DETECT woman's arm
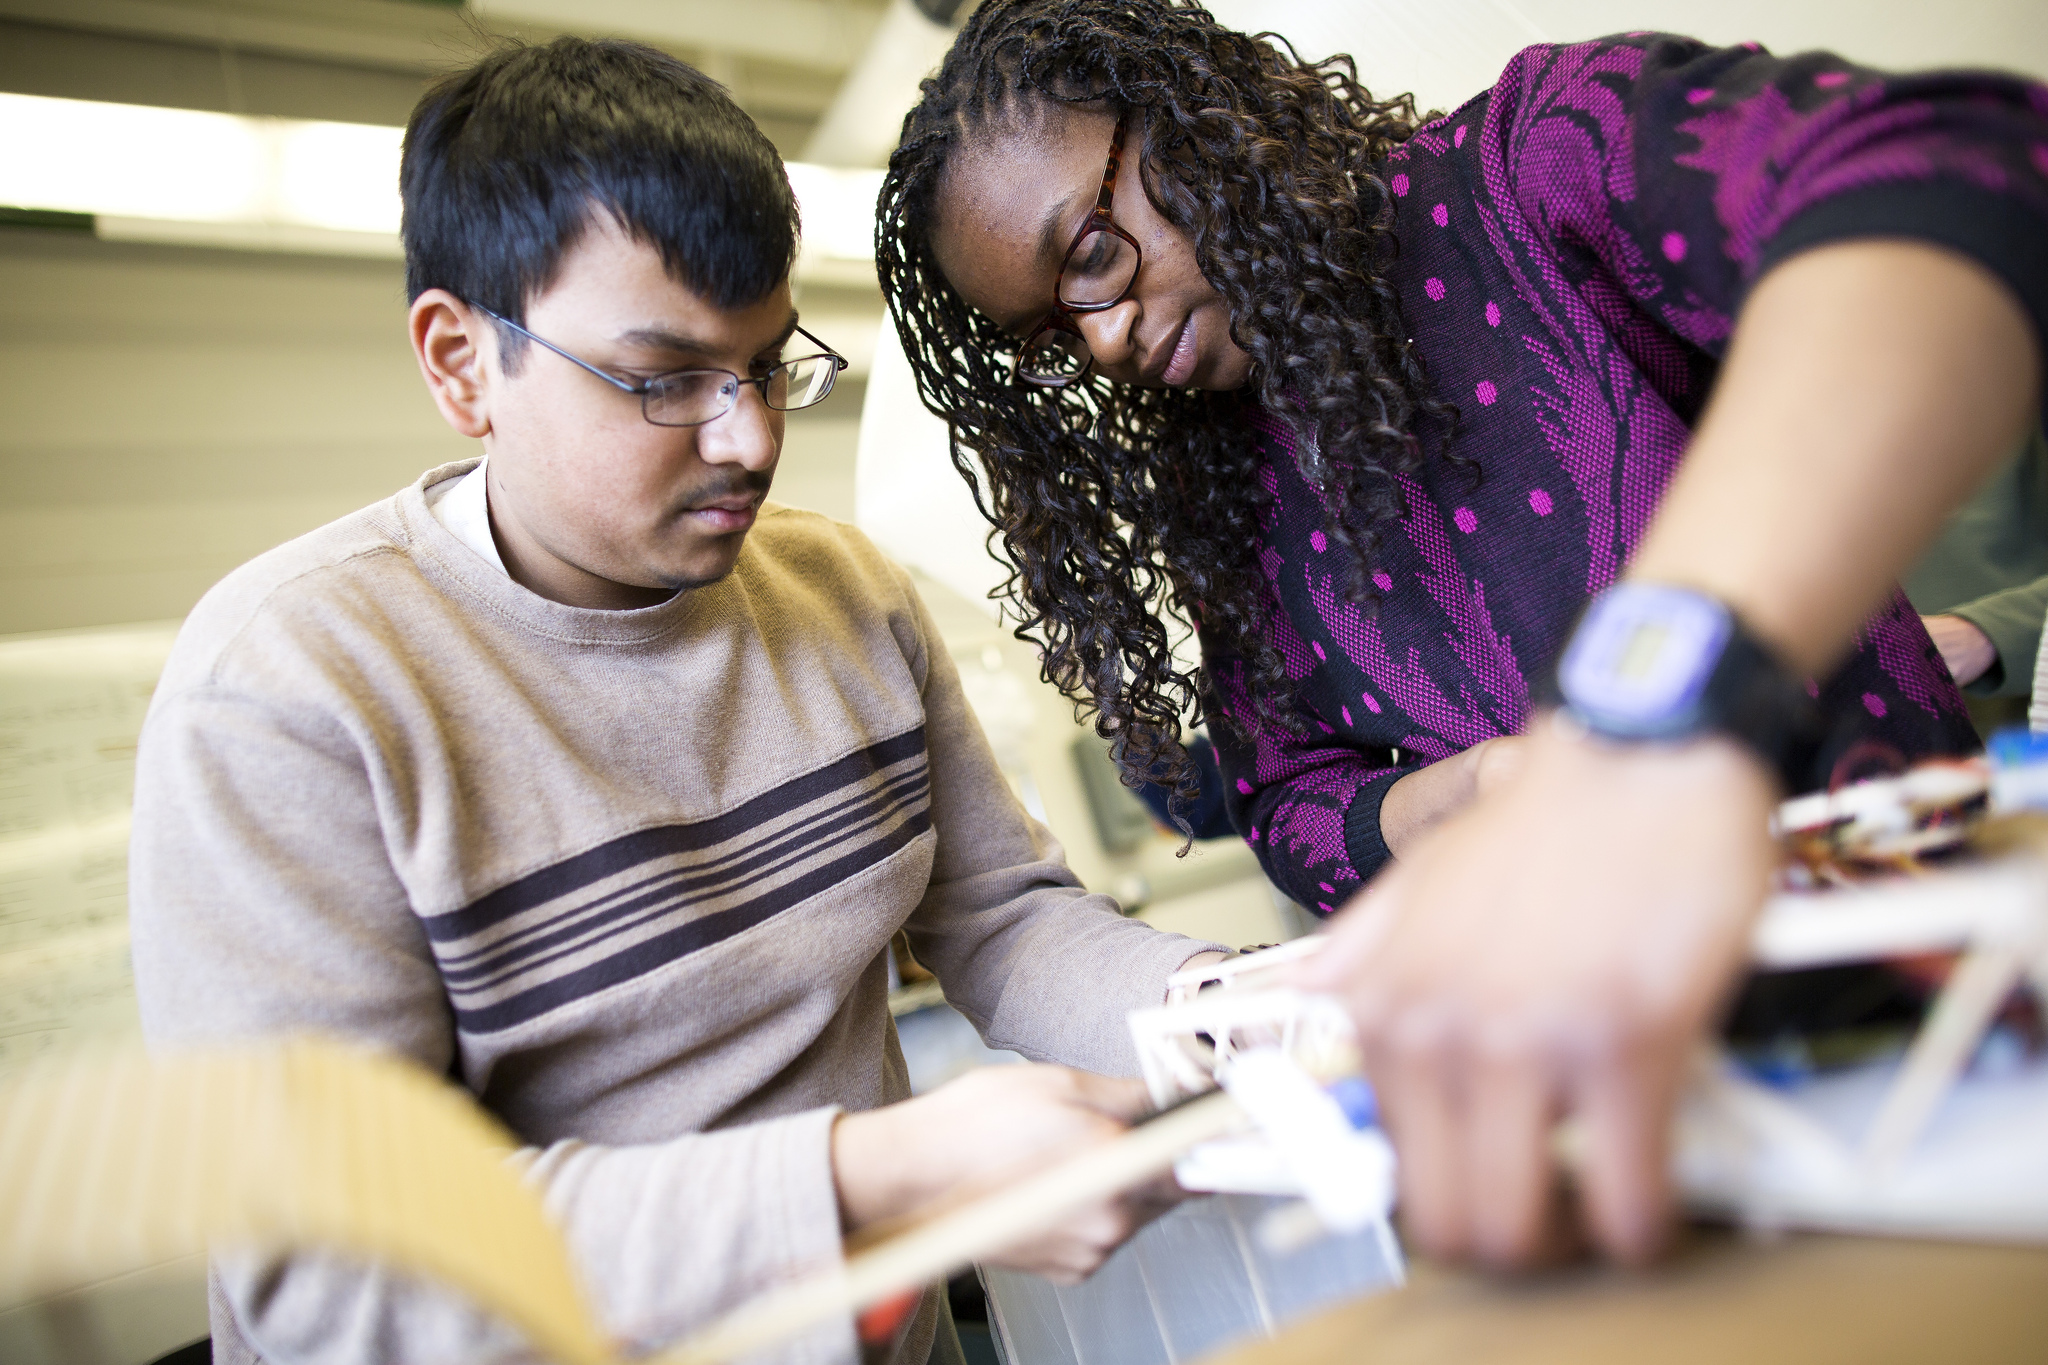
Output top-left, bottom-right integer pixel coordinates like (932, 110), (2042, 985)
(1302, 239), (2042, 1267)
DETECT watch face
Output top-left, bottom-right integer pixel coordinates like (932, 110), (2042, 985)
(1558, 585), (1732, 730)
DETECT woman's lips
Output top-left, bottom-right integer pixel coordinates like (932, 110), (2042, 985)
(1161, 314), (1199, 386)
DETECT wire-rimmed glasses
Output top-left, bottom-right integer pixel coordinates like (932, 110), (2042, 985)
(1014, 115), (1143, 387)
(475, 306), (848, 427)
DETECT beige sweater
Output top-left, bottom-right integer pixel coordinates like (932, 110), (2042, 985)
(129, 460), (1214, 1365)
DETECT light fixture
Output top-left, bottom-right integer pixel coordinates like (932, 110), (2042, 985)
(0, 92), (881, 280)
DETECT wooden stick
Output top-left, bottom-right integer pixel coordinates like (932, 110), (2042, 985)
(651, 1089), (1247, 1365)
(1861, 946), (2025, 1173)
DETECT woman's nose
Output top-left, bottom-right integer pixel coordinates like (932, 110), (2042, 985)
(1074, 298), (1141, 372)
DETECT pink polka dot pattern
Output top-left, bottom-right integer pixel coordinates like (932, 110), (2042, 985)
(1816, 71), (1850, 88)
(1432, 202), (1449, 227)
(1862, 692), (1888, 717)
(1425, 277), (1446, 301)
(1453, 507), (1478, 534)
(1475, 379), (1498, 405)
(1310, 530), (1327, 552)
(1485, 300), (1500, 327)
(1661, 231), (1687, 261)
(1528, 488), (1553, 515)
(1454, 124), (1467, 147)
(1361, 691), (1381, 714)
(1686, 87), (1714, 105)
(1237, 777), (1254, 795)
(1372, 571), (1393, 592)
(1390, 172), (1410, 196)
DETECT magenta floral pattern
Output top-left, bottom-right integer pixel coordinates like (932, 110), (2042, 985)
(1204, 33), (2044, 913)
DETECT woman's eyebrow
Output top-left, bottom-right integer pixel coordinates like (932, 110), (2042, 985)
(984, 193), (1087, 336)
(1035, 189), (1085, 266)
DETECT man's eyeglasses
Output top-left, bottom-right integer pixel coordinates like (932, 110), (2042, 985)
(1015, 115), (1143, 387)
(475, 306), (848, 427)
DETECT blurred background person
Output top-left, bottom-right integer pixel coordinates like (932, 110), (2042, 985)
(1907, 425), (2048, 735)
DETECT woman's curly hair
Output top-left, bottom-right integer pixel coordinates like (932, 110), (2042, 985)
(877, 0), (1458, 819)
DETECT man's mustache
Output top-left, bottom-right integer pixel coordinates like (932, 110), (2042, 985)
(679, 469), (774, 508)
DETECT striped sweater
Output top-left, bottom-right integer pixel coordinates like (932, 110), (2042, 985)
(129, 459), (1213, 1365)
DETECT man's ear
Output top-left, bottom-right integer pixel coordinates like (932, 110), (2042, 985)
(410, 289), (495, 439)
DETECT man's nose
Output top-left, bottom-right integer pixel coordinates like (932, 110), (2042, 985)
(697, 382), (780, 472)
(1075, 299), (1141, 372)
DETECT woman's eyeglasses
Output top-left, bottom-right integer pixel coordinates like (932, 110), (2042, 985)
(475, 306), (848, 427)
(1015, 115), (1143, 387)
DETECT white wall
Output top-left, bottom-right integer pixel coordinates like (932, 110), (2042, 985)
(0, 229), (870, 636)
(1203, 0), (2048, 114)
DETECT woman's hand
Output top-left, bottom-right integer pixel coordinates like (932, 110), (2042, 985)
(1379, 735), (1528, 857)
(831, 1064), (1176, 1282)
(1304, 240), (2037, 1270)
(1300, 716), (1777, 1265)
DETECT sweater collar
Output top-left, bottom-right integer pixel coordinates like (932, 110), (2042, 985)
(398, 459), (722, 647)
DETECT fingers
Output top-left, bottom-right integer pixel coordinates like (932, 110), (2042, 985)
(1062, 1070), (1155, 1124)
(1571, 1040), (1681, 1264)
(1464, 1041), (1560, 1266)
(982, 1198), (1139, 1283)
(1371, 1003), (1469, 1260)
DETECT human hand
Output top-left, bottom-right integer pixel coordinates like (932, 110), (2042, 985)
(1297, 715), (1777, 1267)
(831, 1064), (1176, 1282)
(1379, 734), (1529, 857)
(1921, 614), (1996, 687)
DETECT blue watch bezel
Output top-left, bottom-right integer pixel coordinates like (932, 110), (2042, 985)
(1556, 584), (1735, 739)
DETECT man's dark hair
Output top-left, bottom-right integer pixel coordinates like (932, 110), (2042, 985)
(402, 37), (797, 369)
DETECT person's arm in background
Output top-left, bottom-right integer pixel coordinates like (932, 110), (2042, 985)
(1925, 575), (2048, 691)
(1301, 35), (2048, 1270)
(1914, 426), (2048, 694)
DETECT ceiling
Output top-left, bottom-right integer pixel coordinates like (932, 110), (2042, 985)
(0, 0), (887, 156)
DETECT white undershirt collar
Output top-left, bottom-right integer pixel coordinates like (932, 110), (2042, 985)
(426, 457), (508, 576)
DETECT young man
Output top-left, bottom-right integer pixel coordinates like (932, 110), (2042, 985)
(129, 38), (1219, 1365)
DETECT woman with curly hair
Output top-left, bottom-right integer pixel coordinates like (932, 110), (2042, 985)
(878, 0), (2044, 1266)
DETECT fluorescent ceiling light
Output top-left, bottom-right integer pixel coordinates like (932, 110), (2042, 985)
(0, 93), (402, 234)
(0, 93), (883, 275)
(785, 163), (885, 263)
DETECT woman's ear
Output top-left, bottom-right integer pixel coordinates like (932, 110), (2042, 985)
(410, 289), (494, 439)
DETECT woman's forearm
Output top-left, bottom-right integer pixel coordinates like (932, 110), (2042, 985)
(1628, 241), (2041, 673)
(1379, 736), (1527, 857)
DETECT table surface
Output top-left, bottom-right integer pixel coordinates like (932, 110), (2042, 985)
(1211, 1229), (2048, 1365)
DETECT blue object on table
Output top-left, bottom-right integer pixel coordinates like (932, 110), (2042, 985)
(1324, 1076), (1379, 1131)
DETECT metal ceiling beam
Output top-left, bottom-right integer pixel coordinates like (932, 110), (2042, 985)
(471, 0), (883, 74)
(0, 0), (490, 74)
(0, 0), (882, 78)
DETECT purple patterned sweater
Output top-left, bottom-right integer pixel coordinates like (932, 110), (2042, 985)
(1203, 34), (2048, 915)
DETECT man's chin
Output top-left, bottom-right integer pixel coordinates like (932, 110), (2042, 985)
(645, 541), (749, 593)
